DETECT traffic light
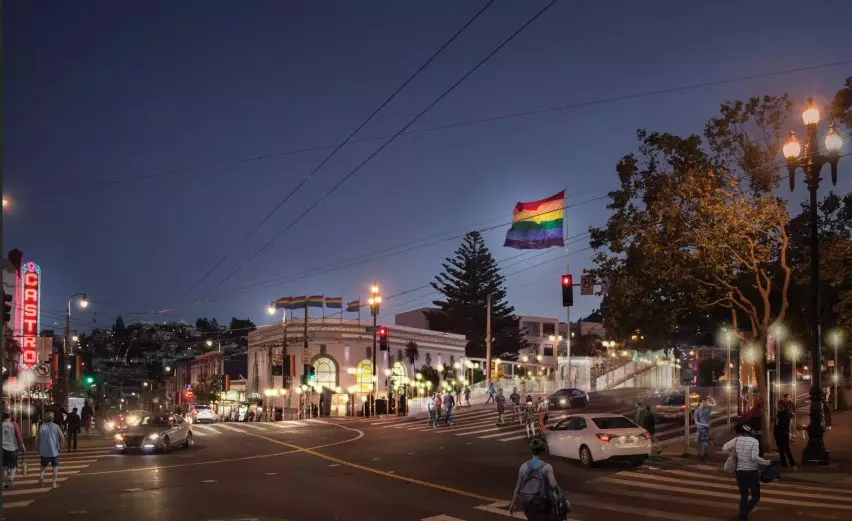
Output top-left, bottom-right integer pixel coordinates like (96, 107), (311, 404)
(561, 274), (573, 307)
(84, 375), (95, 386)
(378, 326), (389, 351)
(2, 291), (12, 324)
(301, 364), (316, 386)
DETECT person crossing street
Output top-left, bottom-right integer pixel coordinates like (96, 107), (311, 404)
(495, 388), (507, 426)
(443, 391), (455, 426)
(66, 407), (81, 452)
(510, 387), (522, 424)
(36, 411), (65, 489)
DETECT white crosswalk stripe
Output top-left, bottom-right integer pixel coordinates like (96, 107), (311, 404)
(587, 462), (852, 516)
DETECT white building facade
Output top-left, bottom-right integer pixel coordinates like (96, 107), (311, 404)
(248, 318), (466, 416)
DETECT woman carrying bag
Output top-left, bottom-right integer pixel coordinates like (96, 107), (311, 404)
(723, 423), (772, 521)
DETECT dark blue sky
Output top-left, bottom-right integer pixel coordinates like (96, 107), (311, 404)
(5, 0), (852, 334)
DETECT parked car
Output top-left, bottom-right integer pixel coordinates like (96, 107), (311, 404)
(654, 392), (701, 421)
(114, 413), (193, 453)
(546, 388), (590, 410)
(543, 414), (651, 468)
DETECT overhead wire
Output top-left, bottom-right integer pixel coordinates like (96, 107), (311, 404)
(188, 0), (498, 293)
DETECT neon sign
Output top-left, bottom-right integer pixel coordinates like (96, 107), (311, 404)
(18, 262), (41, 369)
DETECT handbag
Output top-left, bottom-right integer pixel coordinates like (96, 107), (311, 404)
(723, 438), (739, 474)
(761, 464), (781, 483)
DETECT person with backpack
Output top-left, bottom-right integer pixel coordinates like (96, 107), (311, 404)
(443, 392), (455, 426)
(722, 423), (771, 521)
(509, 438), (568, 520)
(495, 388), (507, 426)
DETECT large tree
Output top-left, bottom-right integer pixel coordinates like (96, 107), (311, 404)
(590, 95), (796, 445)
(427, 231), (525, 358)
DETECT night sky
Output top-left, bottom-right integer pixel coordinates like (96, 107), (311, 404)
(5, 1), (852, 335)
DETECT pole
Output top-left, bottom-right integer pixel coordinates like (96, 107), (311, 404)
(834, 342), (838, 411)
(485, 293), (492, 387)
(803, 169), (827, 464)
(372, 310), (377, 417)
(726, 333), (731, 431)
(793, 355), (797, 434)
(65, 298), (72, 355)
(684, 384), (691, 457)
(566, 306), (572, 389)
(304, 302), (310, 419)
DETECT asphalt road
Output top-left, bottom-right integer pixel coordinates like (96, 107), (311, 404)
(8, 387), (850, 521)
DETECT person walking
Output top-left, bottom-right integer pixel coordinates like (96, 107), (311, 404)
(443, 392), (455, 426)
(774, 399), (796, 470)
(81, 401), (94, 435)
(463, 386), (471, 407)
(454, 385), (462, 407)
(524, 396), (537, 438)
(723, 423), (771, 521)
(495, 389), (507, 426)
(2, 413), (26, 488)
(508, 438), (568, 521)
(633, 402), (646, 429)
(433, 393), (443, 428)
(694, 398), (713, 463)
(485, 382), (496, 405)
(426, 393), (437, 427)
(510, 387), (522, 424)
(66, 407), (81, 452)
(643, 405), (660, 453)
(36, 411), (65, 489)
(536, 397), (548, 434)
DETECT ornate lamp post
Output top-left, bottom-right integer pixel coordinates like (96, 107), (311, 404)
(368, 284), (382, 416)
(783, 98), (843, 464)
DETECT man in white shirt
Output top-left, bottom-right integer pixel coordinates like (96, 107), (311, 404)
(723, 424), (771, 521)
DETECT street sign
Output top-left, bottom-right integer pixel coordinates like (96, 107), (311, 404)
(35, 363), (50, 377)
(580, 274), (594, 296)
(365, 326), (377, 333)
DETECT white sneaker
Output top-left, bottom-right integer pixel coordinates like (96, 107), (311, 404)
(52, 483), (60, 489)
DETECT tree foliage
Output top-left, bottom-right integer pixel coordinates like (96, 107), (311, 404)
(427, 231), (525, 357)
(590, 95), (796, 444)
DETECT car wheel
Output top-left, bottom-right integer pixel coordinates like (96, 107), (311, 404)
(579, 445), (594, 468)
(162, 436), (171, 453)
(184, 432), (193, 448)
(629, 456), (645, 467)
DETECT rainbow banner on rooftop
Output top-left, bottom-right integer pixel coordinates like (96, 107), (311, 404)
(307, 295), (324, 308)
(504, 190), (565, 249)
(325, 297), (342, 309)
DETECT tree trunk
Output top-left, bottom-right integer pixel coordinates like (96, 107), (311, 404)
(754, 357), (772, 450)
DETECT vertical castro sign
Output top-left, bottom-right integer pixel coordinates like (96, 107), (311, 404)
(18, 262), (41, 369)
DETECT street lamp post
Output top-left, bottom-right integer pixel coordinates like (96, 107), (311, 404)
(789, 343), (801, 433)
(783, 98), (843, 464)
(368, 284), (382, 417)
(722, 328), (734, 430)
(65, 293), (89, 355)
(828, 330), (844, 410)
(548, 335), (563, 389)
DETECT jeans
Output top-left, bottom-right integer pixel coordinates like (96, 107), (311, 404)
(67, 430), (78, 451)
(485, 394), (494, 405)
(735, 470), (760, 519)
(775, 430), (795, 467)
(445, 408), (453, 425)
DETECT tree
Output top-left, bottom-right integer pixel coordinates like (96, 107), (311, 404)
(114, 315), (126, 339)
(228, 318), (256, 337)
(427, 231), (525, 357)
(405, 341), (419, 373)
(590, 95), (796, 446)
(196, 318), (220, 333)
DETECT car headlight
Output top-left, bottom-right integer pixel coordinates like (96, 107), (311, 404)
(114, 434), (124, 442)
(559, 399), (567, 405)
(148, 433), (161, 441)
(105, 421), (115, 431)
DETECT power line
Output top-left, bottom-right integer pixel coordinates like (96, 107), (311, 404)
(188, 1), (497, 293)
(19, 59), (852, 200)
(198, 1), (560, 296)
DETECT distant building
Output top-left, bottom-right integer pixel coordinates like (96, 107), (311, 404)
(394, 308), (435, 330)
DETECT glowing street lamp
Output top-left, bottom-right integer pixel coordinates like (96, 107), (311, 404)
(367, 283), (382, 415)
(267, 303), (276, 315)
(827, 329), (845, 410)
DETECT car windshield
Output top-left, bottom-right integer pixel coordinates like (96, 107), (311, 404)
(592, 417), (636, 429)
(661, 395), (685, 406)
(195, 405), (210, 411)
(142, 415), (172, 426)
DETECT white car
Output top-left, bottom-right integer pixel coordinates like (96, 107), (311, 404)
(543, 413), (651, 468)
(192, 404), (217, 424)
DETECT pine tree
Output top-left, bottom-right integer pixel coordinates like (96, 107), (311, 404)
(427, 231), (525, 357)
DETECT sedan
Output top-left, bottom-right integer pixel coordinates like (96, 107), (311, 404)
(655, 392), (702, 421)
(114, 413), (193, 453)
(546, 388), (589, 410)
(543, 414), (651, 468)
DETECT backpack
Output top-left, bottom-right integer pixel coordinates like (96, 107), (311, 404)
(517, 460), (550, 510)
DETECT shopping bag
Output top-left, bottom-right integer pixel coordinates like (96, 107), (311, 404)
(22, 453), (28, 477)
(761, 464), (781, 483)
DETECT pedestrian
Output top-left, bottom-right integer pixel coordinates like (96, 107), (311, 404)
(536, 397), (548, 434)
(2, 413), (26, 489)
(81, 401), (94, 435)
(426, 393), (436, 427)
(463, 386), (471, 407)
(508, 438), (569, 521)
(774, 399), (796, 470)
(723, 423), (771, 521)
(443, 391), (455, 426)
(744, 398), (764, 456)
(36, 411), (65, 489)
(524, 396), (537, 438)
(54, 406), (66, 430)
(694, 398), (712, 463)
(633, 401), (646, 428)
(485, 382), (496, 405)
(66, 407), (81, 452)
(510, 387), (522, 424)
(823, 395), (832, 430)
(433, 393), (443, 427)
(643, 405), (659, 453)
(495, 389), (507, 426)
(454, 385), (462, 406)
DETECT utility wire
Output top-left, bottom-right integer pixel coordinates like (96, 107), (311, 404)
(18, 59), (852, 200)
(204, 0), (560, 295)
(188, 1), (497, 293)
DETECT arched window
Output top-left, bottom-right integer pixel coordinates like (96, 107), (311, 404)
(313, 357), (337, 391)
(390, 361), (407, 391)
(355, 360), (373, 392)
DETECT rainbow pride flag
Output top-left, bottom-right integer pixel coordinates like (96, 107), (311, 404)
(290, 296), (307, 308)
(504, 191), (565, 249)
(346, 299), (360, 312)
(274, 297), (292, 309)
(307, 295), (324, 308)
(325, 297), (343, 309)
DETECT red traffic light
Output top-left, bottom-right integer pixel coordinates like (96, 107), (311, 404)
(561, 274), (572, 287)
(378, 327), (387, 337)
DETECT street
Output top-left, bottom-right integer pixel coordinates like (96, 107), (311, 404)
(10, 389), (852, 521)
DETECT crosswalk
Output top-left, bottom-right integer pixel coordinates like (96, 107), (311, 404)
(3, 446), (113, 511)
(189, 419), (325, 436)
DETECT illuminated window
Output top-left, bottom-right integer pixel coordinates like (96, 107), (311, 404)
(355, 360), (373, 392)
(390, 361), (407, 390)
(313, 357), (337, 391)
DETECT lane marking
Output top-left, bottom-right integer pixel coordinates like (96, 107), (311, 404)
(236, 423), (269, 431)
(78, 424), (364, 476)
(211, 423), (245, 432)
(329, 464), (340, 467)
(660, 468), (851, 493)
(123, 488), (144, 492)
(202, 479), (218, 483)
(3, 500), (34, 509)
(475, 500), (583, 519)
(236, 425), (500, 503)
(12, 477), (69, 486)
(4, 487), (52, 496)
(569, 491), (726, 521)
(191, 425), (218, 433)
(265, 472), (278, 475)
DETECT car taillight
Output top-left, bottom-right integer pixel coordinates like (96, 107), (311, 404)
(643, 433), (652, 440)
(596, 433), (616, 442)
(679, 405), (687, 410)
(655, 405), (662, 409)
